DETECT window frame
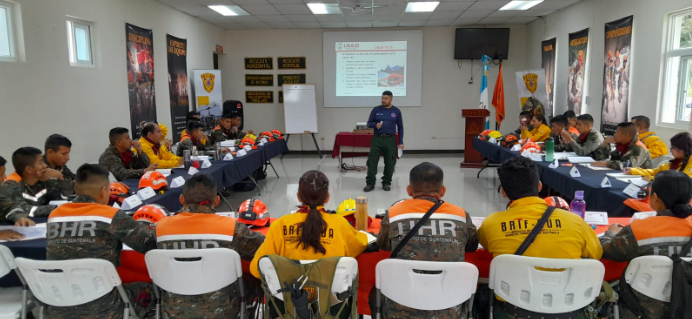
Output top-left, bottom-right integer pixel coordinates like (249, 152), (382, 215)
(66, 17), (94, 67)
(0, 0), (16, 62)
(659, 8), (692, 129)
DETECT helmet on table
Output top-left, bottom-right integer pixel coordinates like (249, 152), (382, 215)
(238, 199), (270, 227)
(109, 182), (133, 205)
(241, 137), (258, 150)
(501, 135), (519, 147)
(544, 196), (570, 210)
(260, 131), (275, 142)
(488, 131), (502, 139)
(520, 138), (534, 145)
(139, 171), (168, 191)
(133, 204), (171, 226)
(521, 142), (540, 155)
(479, 130), (493, 141)
(245, 133), (257, 141)
(336, 198), (372, 228)
(271, 130), (284, 140)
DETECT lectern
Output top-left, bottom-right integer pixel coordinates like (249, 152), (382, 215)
(460, 109), (490, 168)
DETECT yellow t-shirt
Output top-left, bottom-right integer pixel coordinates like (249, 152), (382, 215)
(250, 209), (368, 278)
(639, 132), (668, 159)
(630, 159), (692, 179)
(478, 197), (603, 259)
(520, 124), (552, 142)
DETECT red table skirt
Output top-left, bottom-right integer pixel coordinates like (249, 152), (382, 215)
(331, 132), (399, 159)
(118, 217), (629, 316)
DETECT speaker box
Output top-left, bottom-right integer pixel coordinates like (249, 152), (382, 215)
(223, 100), (244, 131)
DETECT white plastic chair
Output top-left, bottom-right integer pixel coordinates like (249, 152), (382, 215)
(623, 255), (692, 303)
(14, 257), (137, 319)
(375, 259), (479, 319)
(258, 257), (358, 302)
(651, 155), (674, 168)
(0, 245), (29, 319)
(145, 248), (245, 319)
(488, 255), (604, 317)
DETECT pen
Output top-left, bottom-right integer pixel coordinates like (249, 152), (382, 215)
(626, 160), (630, 169)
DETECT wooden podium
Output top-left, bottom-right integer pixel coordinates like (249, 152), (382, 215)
(460, 109), (490, 168)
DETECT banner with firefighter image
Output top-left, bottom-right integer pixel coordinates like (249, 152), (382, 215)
(167, 34), (188, 143)
(126, 24), (156, 136)
(515, 69), (549, 117)
(601, 16), (633, 136)
(542, 38), (556, 116)
(567, 28), (589, 114)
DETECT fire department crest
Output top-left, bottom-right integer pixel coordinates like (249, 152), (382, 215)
(522, 73), (538, 94)
(201, 73), (215, 93)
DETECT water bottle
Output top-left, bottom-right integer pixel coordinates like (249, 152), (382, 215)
(192, 146), (198, 157)
(183, 150), (191, 170)
(214, 142), (222, 161)
(570, 191), (587, 219)
(545, 137), (554, 162)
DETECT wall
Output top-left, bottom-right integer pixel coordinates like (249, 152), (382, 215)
(0, 0), (225, 167)
(221, 25), (527, 152)
(525, 0), (692, 143)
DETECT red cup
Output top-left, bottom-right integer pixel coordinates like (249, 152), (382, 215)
(192, 160), (200, 169)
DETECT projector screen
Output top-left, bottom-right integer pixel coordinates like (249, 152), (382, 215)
(323, 31), (423, 107)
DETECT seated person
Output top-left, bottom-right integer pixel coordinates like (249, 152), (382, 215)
(99, 127), (156, 181)
(376, 162), (478, 318)
(139, 122), (183, 169)
(550, 115), (577, 152)
(179, 111), (201, 139)
(250, 170), (367, 317)
(520, 114), (551, 142)
(601, 170), (692, 319)
(0, 155), (6, 183)
(43, 134), (75, 195)
(46, 164), (156, 318)
(156, 173), (265, 318)
(625, 132), (692, 179)
(592, 122), (653, 169)
(0, 147), (67, 226)
(0, 155), (34, 227)
(177, 122), (209, 156)
(479, 157), (602, 316)
(509, 111), (533, 136)
(211, 113), (242, 144)
(632, 115), (668, 159)
(560, 114), (609, 160)
(563, 110), (580, 135)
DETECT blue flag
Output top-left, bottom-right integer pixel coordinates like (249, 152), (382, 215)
(480, 55), (491, 130)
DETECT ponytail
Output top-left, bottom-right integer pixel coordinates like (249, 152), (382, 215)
(651, 170), (692, 218)
(672, 203), (692, 219)
(299, 207), (327, 254)
(296, 170), (330, 254)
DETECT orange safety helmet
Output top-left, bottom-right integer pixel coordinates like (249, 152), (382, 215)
(521, 142), (540, 154)
(241, 137), (258, 150)
(500, 135), (519, 147)
(520, 138), (534, 145)
(139, 171), (168, 191)
(109, 182), (133, 205)
(479, 130), (493, 141)
(271, 130), (284, 140)
(260, 131), (275, 142)
(238, 199), (270, 227)
(544, 196), (570, 210)
(133, 204), (171, 226)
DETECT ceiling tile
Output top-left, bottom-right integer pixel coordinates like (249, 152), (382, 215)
(478, 17), (509, 24)
(398, 20), (426, 27)
(425, 19), (454, 26)
(436, 1), (474, 12)
(533, 0), (580, 10)
(467, 1), (511, 11)
(240, 22), (272, 29)
(202, 16), (235, 24)
(227, 15), (262, 23)
(486, 10), (520, 18)
(320, 21), (347, 28)
(459, 10), (493, 18)
(258, 15), (290, 22)
(345, 14), (376, 22)
(302, 0), (339, 3)
(176, 6), (218, 17)
(372, 13), (402, 21)
(274, 4), (312, 14)
(285, 14), (318, 22)
(294, 21), (323, 28)
(194, 0), (235, 5)
(517, 8), (556, 16)
(429, 11), (463, 20)
(267, 22), (297, 28)
(504, 16), (539, 24)
(234, 0), (269, 4)
(240, 4), (281, 15)
(314, 14), (346, 22)
(267, 0), (304, 3)
(401, 12), (432, 21)
(347, 21), (374, 28)
(371, 4), (405, 14)
(158, 0), (198, 6)
(373, 21), (399, 27)
(453, 18), (481, 25)
(215, 22), (246, 30)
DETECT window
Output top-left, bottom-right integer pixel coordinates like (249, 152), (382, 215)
(661, 9), (692, 128)
(66, 18), (93, 66)
(0, 0), (15, 61)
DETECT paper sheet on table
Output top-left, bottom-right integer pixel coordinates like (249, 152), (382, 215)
(156, 169), (172, 177)
(398, 148), (403, 158)
(568, 156), (596, 164)
(0, 223), (47, 241)
(584, 212), (609, 225)
(580, 164), (616, 171)
(616, 177), (647, 184)
(49, 200), (69, 206)
(553, 152), (577, 160)
(220, 140), (235, 147)
(471, 217), (485, 229)
(359, 231), (377, 244)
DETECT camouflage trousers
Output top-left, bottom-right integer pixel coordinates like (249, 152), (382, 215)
(44, 282), (155, 319)
(493, 302), (588, 319)
(617, 289), (669, 319)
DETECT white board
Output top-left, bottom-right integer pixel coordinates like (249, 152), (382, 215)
(283, 84), (318, 134)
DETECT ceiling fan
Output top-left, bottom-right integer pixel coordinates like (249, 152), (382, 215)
(339, 1), (389, 15)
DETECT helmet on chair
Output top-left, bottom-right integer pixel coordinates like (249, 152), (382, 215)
(544, 196), (570, 210)
(109, 182), (133, 205)
(139, 171), (168, 191)
(260, 131), (275, 142)
(501, 135), (519, 147)
(133, 204), (171, 227)
(271, 130), (284, 140)
(241, 137), (258, 150)
(238, 199), (270, 227)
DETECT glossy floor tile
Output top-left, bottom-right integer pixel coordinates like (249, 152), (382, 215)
(220, 154), (508, 219)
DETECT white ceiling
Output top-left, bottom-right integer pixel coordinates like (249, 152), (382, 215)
(156, 0), (581, 30)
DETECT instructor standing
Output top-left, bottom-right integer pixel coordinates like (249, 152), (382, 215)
(364, 91), (404, 192)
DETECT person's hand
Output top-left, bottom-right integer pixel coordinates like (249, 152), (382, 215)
(560, 131), (574, 144)
(162, 139), (172, 149)
(222, 147), (231, 153)
(398, 144), (404, 149)
(520, 124), (528, 132)
(232, 126), (239, 133)
(178, 157), (185, 165)
(132, 140), (143, 153)
(608, 223), (623, 234)
(623, 167), (631, 174)
(0, 230), (24, 241)
(591, 161), (607, 167)
(145, 164), (158, 172)
(603, 137), (616, 145)
(15, 217), (35, 227)
(40, 169), (64, 181)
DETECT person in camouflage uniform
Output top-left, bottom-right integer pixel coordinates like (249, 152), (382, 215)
(177, 122), (209, 156)
(508, 111), (533, 137)
(592, 122), (652, 170)
(0, 147), (68, 226)
(560, 114), (610, 160)
(43, 134), (75, 196)
(549, 115), (577, 152)
(45, 163), (157, 319)
(210, 113), (251, 144)
(374, 162), (478, 319)
(155, 173), (265, 319)
(600, 171), (692, 319)
(0, 155), (32, 228)
(99, 127), (155, 181)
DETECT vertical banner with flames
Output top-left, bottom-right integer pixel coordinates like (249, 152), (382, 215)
(125, 24), (156, 137)
(567, 28), (589, 114)
(515, 69), (549, 117)
(542, 38), (557, 116)
(601, 16), (633, 136)
(167, 34), (188, 143)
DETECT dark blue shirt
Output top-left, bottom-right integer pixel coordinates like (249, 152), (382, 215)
(367, 105), (403, 145)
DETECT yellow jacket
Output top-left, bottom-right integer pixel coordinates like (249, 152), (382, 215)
(639, 132), (668, 159)
(630, 159), (692, 179)
(138, 137), (180, 169)
(478, 197), (603, 259)
(521, 124), (551, 142)
(250, 209), (368, 278)
(160, 123), (169, 138)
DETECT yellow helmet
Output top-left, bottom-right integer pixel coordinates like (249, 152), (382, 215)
(488, 131), (502, 139)
(336, 198), (357, 217)
(245, 133), (257, 141)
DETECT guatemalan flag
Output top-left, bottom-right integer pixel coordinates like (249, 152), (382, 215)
(479, 55), (491, 130)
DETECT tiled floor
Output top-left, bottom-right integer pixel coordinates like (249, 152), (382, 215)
(221, 154), (508, 218)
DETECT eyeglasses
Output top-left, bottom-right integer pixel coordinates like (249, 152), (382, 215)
(671, 146), (680, 151)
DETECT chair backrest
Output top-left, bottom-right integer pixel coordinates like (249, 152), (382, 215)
(258, 257), (358, 301)
(376, 259), (479, 311)
(651, 155), (674, 168)
(0, 245), (17, 278)
(14, 257), (122, 307)
(489, 255), (604, 313)
(145, 248), (242, 296)
(624, 255), (692, 302)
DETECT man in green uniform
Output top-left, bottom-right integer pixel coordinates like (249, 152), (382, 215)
(592, 122), (653, 170)
(560, 114), (610, 160)
(99, 127), (156, 181)
(43, 134), (75, 195)
(364, 91), (404, 192)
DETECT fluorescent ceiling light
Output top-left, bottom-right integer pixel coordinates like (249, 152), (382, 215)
(307, 3), (342, 15)
(405, 2), (440, 13)
(208, 5), (249, 16)
(499, 0), (544, 11)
